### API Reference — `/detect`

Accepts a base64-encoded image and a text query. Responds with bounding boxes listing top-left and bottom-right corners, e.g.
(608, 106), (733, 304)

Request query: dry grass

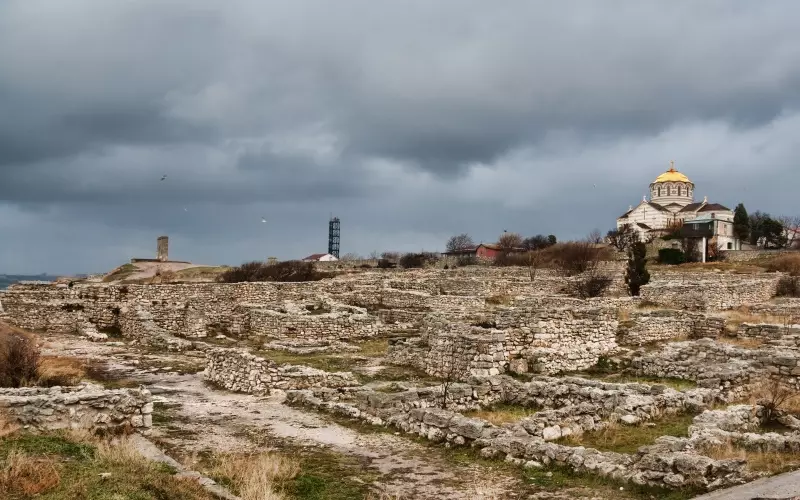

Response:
(37, 356), (86, 386)
(618, 309), (631, 322)
(721, 308), (788, 332)
(0, 414), (19, 439)
(485, 294), (513, 306)
(561, 413), (696, 454)
(102, 263), (139, 282)
(716, 337), (766, 349)
(702, 440), (800, 473)
(745, 379), (800, 416)
(764, 254), (800, 276)
(462, 404), (539, 425)
(0, 449), (62, 497)
(211, 453), (300, 500)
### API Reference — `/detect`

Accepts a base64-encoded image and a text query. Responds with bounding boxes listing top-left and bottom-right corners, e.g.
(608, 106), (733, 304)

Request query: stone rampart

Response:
(0, 384), (153, 434)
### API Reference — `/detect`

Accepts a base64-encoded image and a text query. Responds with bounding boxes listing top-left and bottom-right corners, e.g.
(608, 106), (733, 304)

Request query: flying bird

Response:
(261, 217), (267, 223)
(160, 174), (167, 181)
(183, 207), (188, 212)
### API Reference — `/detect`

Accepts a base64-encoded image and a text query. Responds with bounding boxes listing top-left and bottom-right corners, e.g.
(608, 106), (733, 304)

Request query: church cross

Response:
(669, 160), (675, 171)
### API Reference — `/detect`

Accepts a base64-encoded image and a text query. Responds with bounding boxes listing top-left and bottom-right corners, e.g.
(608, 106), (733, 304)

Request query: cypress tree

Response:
(625, 241), (650, 296)
(733, 203), (750, 244)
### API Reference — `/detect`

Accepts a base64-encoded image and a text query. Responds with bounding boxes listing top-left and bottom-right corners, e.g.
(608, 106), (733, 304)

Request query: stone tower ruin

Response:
(157, 236), (169, 262)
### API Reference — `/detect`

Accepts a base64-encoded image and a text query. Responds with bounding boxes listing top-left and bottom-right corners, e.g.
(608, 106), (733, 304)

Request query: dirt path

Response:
(41, 334), (609, 500)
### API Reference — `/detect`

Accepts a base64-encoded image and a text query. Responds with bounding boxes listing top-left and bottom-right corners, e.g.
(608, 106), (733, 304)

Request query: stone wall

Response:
(0, 384), (153, 434)
(723, 249), (798, 262)
(617, 309), (725, 346)
(496, 299), (619, 373)
(624, 339), (800, 394)
(640, 274), (780, 311)
(286, 376), (749, 492)
(204, 348), (360, 395)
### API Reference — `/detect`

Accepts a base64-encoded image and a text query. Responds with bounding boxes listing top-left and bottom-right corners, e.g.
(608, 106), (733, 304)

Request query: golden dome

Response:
(653, 167), (690, 184)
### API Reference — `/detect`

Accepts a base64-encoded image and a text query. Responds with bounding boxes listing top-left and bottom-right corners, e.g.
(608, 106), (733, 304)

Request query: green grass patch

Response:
(572, 372), (697, 391)
(463, 403), (539, 425)
(0, 431), (215, 499)
(102, 263), (139, 282)
(560, 413), (696, 454)
(0, 432), (94, 460)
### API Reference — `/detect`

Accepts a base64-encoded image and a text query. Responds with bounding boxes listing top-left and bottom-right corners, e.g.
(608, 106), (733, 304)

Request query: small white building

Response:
(301, 253), (339, 262)
(617, 163), (741, 258)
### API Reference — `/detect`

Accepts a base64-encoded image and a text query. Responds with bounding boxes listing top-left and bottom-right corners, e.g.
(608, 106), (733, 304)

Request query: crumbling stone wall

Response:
(387, 327), (507, 378)
(204, 348), (360, 395)
(496, 300), (619, 373)
(625, 339), (800, 394)
(617, 309), (725, 345)
(287, 377), (748, 492)
(0, 384), (153, 434)
(639, 274), (780, 311)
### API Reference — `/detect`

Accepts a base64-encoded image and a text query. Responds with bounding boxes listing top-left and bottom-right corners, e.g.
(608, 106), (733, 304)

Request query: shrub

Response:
(493, 252), (531, 267)
(751, 379), (796, 425)
(455, 255), (478, 267)
(0, 332), (40, 388)
(376, 259), (396, 269)
(765, 254), (800, 276)
(567, 275), (613, 299)
(399, 252), (439, 269)
(217, 261), (330, 283)
(554, 242), (609, 276)
(37, 356), (86, 387)
(658, 248), (686, 265)
(776, 276), (800, 298)
(625, 242), (650, 296)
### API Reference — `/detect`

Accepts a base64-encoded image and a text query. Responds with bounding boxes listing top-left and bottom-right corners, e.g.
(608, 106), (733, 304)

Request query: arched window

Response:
(678, 186), (683, 196)
(667, 186), (671, 196)
(657, 187), (661, 196)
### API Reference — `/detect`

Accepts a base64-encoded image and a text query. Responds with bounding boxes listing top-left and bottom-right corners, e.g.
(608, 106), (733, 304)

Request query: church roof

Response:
(647, 202), (672, 213)
(653, 166), (691, 184)
(698, 203), (731, 212)
(678, 202), (705, 213)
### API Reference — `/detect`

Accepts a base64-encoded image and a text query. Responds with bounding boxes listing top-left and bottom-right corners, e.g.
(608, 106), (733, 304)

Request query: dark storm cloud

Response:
(1, 0), (800, 273)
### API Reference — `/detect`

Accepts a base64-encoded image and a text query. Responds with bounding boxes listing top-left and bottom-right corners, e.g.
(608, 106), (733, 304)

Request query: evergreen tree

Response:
(733, 203), (750, 243)
(625, 241), (650, 296)
(547, 234), (557, 246)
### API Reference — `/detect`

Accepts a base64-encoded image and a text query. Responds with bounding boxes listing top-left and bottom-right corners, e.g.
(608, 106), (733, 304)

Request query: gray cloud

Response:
(1, 0), (800, 274)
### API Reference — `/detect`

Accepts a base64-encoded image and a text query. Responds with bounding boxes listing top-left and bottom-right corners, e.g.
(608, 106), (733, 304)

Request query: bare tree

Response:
(497, 232), (523, 251)
(587, 229), (603, 245)
(778, 216), (800, 249)
(527, 249), (546, 283)
(339, 252), (361, 261)
(430, 337), (468, 409)
(607, 224), (637, 252)
(446, 233), (475, 253)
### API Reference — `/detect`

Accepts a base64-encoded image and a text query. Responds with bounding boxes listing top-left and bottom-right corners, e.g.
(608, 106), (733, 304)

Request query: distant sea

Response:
(0, 274), (59, 290)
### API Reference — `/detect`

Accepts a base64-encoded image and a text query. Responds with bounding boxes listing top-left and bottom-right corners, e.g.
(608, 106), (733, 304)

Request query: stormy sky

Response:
(1, 0), (799, 275)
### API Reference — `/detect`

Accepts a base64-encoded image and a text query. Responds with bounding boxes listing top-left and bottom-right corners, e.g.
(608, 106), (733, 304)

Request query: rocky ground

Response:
(39, 333), (645, 500)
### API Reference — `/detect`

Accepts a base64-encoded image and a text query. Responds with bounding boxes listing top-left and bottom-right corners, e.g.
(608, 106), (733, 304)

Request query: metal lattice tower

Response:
(328, 217), (340, 258)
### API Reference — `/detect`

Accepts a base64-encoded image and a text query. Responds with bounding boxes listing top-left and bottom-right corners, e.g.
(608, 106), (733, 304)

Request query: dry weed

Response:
(746, 379), (800, 418)
(717, 337), (765, 349)
(212, 452), (300, 500)
(37, 356), (86, 386)
(0, 413), (19, 439)
(462, 405), (539, 425)
(702, 440), (800, 473)
(618, 309), (631, 322)
(0, 450), (62, 496)
(485, 294), (512, 306)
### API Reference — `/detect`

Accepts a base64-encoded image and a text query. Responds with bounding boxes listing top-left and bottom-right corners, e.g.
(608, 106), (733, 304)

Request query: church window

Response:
(657, 187), (661, 196)
(678, 186), (683, 196)
(667, 186), (671, 195)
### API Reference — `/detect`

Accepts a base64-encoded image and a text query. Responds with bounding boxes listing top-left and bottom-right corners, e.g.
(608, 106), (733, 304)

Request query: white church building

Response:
(617, 162), (741, 255)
